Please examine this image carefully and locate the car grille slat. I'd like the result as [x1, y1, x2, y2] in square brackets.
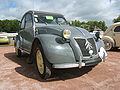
[87, 38, 97, 55]
[75, 38, 97, 56]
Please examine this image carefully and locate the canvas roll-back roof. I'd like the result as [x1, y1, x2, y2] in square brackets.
[26, 10, 64, 17]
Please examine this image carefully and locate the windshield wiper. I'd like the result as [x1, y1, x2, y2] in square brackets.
[38, 18, 47, 25]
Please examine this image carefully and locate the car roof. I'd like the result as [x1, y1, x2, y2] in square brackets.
[112, 22, 120, 26]
[104, 22, 120, 35]
[26, 10, 64, 17]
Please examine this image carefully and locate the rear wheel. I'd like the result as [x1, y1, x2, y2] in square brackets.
[103, 40, 112, 50]
[35, 44, 51, 79]
[15, 48, 22, 57]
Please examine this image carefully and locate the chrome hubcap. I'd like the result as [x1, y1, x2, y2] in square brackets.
[104, 40, 111, 50]
[36, 49, 44, 74]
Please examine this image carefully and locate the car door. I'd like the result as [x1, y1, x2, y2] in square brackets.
[23, 13, 34, 52]
[19, 15, 26, 49]
[113, 26, 120, 47]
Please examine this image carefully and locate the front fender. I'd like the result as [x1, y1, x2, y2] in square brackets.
[36, 34, 76, 64]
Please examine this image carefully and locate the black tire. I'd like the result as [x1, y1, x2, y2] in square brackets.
[35, 43, 51, 79]
[15, 48, 22, 57]
[103, 40, 113, 51]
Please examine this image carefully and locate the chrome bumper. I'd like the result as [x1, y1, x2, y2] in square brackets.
[53, 63, 85, 69]
[98, 47, 108, 61]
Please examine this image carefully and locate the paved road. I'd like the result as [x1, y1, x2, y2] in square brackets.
[0, 46, 120, 90]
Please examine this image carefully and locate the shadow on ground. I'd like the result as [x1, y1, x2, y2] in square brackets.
[4, 52, 94, 82]
[107, 48, 120, 52]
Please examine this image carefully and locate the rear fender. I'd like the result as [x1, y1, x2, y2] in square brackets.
[102, 36, 115, 47]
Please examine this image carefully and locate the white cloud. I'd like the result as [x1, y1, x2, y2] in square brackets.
[0, 0, 120, 26]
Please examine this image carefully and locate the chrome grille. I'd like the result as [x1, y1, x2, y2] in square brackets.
[87, 38, 97, 55]
[75, 38, 97, 56]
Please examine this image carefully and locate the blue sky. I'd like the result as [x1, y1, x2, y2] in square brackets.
[7, 1, 17, 8]
[0, 0, 120, 26]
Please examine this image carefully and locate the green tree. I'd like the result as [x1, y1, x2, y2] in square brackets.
[0, 19, 20, 33]
[113, 16, 120, 23]
[70, 20, 107, 31]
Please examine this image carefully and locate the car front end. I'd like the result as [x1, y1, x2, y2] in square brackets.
[53, 27, 107, 69]
[35, 25, 107, 69]
[33, 11, 108, 69]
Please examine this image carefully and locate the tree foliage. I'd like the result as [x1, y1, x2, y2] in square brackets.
[70, 20, 108, 32]
[0, 19, 20, 33]
[113, 15, 120, 23]
[0, 19, 108, 33]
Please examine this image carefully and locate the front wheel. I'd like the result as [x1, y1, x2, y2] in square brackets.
[35, 45, 51, 79]
[103, 40, 113, 50]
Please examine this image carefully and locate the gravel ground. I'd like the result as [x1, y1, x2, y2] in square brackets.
[0, 46, 120, 90]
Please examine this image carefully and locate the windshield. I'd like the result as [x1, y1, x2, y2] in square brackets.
[34, 14, 67, 25]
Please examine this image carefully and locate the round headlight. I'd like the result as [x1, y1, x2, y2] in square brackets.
[63, 29, 71, 39]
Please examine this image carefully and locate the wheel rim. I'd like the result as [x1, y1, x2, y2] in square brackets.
[104, 40, 112, 50]
[36, 49, 44, 74]
[15, 48, 18, 55]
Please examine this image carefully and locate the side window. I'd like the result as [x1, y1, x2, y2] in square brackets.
[21, 17, 25, 29]
[25, 13, 33, 28]
[114, 26, 120, 32]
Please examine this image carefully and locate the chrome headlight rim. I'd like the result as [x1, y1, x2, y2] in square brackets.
[62, 29, 71, 39]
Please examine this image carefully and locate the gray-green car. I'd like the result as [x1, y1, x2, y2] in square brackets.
[14, 10, 107, 79]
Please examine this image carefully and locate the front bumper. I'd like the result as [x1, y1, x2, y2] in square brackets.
[52, 60, 100, 69]
[52, 63, 85, 69]
[53, 47, 107, 69]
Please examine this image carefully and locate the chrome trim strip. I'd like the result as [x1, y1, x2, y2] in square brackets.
[19, 48, 30, 54]
[73, 37, 81, 39]
[53, 63, 85, 69]
[32, 11, 36, 37]
[23, 50, 30, 54]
